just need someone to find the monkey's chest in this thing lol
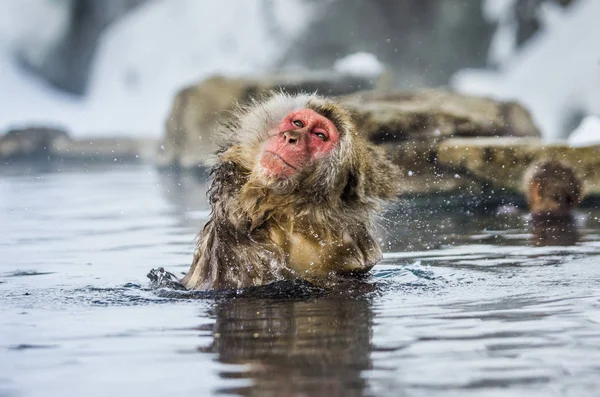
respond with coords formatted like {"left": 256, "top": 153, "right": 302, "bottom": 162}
{"left": 269, "top": 227, "right": 364, "bottom": 277}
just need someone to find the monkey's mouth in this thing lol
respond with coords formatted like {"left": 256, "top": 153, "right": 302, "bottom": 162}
{"left": 261, "top": 151, "right": 299, "bottom": 177}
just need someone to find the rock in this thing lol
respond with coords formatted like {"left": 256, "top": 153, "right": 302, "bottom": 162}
{"left": 159, "top": 81, "right": 543, "bottom": 197}
{"left": 379, "top": 141, "right": 483, "bottom": 196}
{"left": 50, "top": 137, "right": 158, "bottom": 162}
{"left": 159, "top": 79, "right": 548, "bottom": 198}
{"left": 0, "top": 126, "right": 156, "bottom": 164}
{"left": 339, "top": 89, "right": 540, "bottom": 143}
{"left": 437, "top": 137, "right": 600, "bottom": 197}
{"left": 158, "top": 73, "right": 381, "bottom": 169}
{"left": 0, "top": 127, "right": 70, "bottom": 159}
{"left": 339, "top": 89, "right": 540, "bottom": 195}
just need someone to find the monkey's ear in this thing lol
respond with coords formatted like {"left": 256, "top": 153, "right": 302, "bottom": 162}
{"left": 344, "top": 145, "right": 400, "bottom": 204}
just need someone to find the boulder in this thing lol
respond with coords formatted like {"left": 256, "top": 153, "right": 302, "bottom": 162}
{"left": 339, "top": 89, "right": 540, "bottom": 143}
{"left": 159, "top": 78, "right": 548, "bottom": 198}
{"left": 0, "top": 127, "right": 70, "bottom": 160}
{"left": 51, "top": 137, "right": 158, "bottom": 162}
{"left": 339, "top": 90, "right": 540, "bottom": 195}
{"left": 379, "top": 141, "right": 483, "bottom": 196}
{"left": 437, "top": 137, "right": 600, "bottom": 197}
{"left": 0, "top": 126, "right": 156, "bottom": 164}
{"left": 158, "top": 72, "right": 382, "bottom": 169}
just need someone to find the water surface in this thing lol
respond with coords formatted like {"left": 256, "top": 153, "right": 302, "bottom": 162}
{"left": 2, "top": 164, "right": 600, "bottom": 397}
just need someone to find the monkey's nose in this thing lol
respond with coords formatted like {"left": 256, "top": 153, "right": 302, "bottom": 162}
{"left": 283, "top": 130, "right": 302, "bottom": 145}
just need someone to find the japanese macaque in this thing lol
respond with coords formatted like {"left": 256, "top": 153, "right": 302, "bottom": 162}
{"left": 523, "top": 159, "right": 584, "bottom": 246}
{"left": 181, "top": 93, "right": 400, "bottom": 290}
{"left": 523, "top": 159, "right": 583, "bottom": 216}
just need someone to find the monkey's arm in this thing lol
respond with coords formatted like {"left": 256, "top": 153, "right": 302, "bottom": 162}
{"left": 180, "top": 160, "right": 285, "bottom": 290}
{"left": 181, "top": 220, "right": 286, "bottom": 290}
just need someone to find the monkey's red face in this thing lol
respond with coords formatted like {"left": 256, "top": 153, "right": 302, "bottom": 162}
{"left": 260, "top": 108, "right": 340, "bottom": 178}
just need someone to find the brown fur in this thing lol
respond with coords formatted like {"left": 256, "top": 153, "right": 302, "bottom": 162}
{"left": 181, "top": 92, "right": 400, "bottom": 290}
{"left": 523, "top": 159, "right": 583, "bottom": 216}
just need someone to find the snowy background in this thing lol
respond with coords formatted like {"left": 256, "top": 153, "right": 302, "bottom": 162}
{"left": 0, "top": 0, "right": 598, "bottom": 144}
{"left": 454, "top": 0, "right": 600, "bottom": 145}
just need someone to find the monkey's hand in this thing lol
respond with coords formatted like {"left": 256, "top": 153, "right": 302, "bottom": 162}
{"left": 147, "top": 267, "right": 186, "bottom": 290}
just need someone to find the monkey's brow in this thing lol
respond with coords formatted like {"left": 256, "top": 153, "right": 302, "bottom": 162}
{"left": 308, "top": 103, "right": 345, "bottom": 133}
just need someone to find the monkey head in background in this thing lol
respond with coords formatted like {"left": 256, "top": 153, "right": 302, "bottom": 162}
{"left": 523, "top": 159, "right": 583, "bottom": 216}
{"left": 181, "top": 93, "right": 400, "bottom": 290}
{"left": 523, "top": 159, "right": 584, "bottom": 246}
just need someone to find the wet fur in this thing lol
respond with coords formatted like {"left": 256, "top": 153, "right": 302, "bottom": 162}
{"left": 181, "top": 92, "right": 400, "bottom": 290}
{"left": 523, "top": 159, "right": 583, "bottom": 216}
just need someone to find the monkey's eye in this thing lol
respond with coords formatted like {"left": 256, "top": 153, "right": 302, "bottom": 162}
{"left": 292, "top": 120, "right": 304, "bottom": 128}
{"left": 313, "top": 131, "right": 327, "bottom": 141}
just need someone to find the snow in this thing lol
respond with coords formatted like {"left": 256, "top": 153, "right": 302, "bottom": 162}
{"left": 333, "top": 52, "right": 384, "bottom": 78}
{"left": 453, "top": 0, "right": 600, "bottom": 142}
{"left": 0, "top": 0, "right": 314, "bottom": 137}
{"left": 482, "top": 0, "right": 517, "bottom": 22}
{"left": 482, "top": 0, "right": 517, "bottom": 65}
{"left": 0, "top": 0, "right": 68, "bottom": 58}
{"left": 0, "top": 54, "right": 81, "bottom": 129}
{"left": 0, "top": 0, "right": 76, "bottom": 133}
{"left": 568, "top": 115, "right": 600, "bottom": 147}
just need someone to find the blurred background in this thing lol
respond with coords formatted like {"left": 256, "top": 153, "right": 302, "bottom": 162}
{"left": 0, "top": 0, "right": 598, "bottom": 143}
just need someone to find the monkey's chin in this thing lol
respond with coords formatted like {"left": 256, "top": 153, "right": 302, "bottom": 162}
{"left": 260, "top": 169, "right": 296, "bottom": 187}
{"left": 252, "top": 165, "right": 299, "bottom": 193}
{"left": 260, "top": 152, "right": 299, "bottom": 179}
{"left": 261, "top": 168, "right": 294, "bottom": 181}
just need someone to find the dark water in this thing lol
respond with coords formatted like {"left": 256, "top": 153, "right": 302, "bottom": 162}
{"left": 2, "top": 164, "right": 600, "bottom": 397}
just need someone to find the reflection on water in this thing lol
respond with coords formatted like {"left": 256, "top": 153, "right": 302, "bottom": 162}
{"left": 530, "top": 212, "right": 579, "bottom": 247}
{"left": 1, "top": 164, "right": 600, "bottom": 397}
{"left": 203, "top": 296, "right": 373, "bottom": 397}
